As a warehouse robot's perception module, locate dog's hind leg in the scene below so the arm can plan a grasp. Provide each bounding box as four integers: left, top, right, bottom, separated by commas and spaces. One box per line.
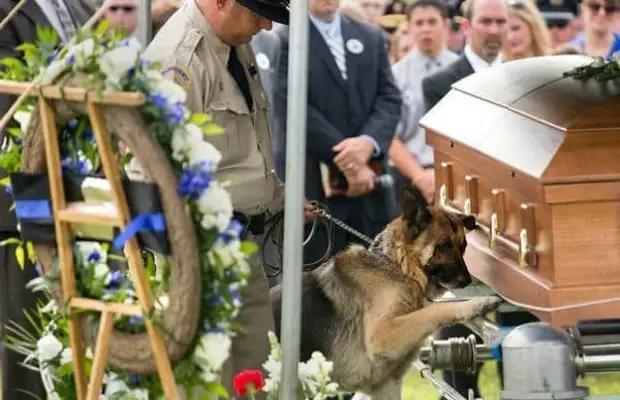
365, 296, 502, 361
367, 378, 402, 400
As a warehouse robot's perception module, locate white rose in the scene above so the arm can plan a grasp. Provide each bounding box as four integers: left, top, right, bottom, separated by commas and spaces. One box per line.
37, 334, 63, 362
196, 332, 232, 371
13, 110, 31, 132
187, 140, 222, 168
67, 38, 96, 67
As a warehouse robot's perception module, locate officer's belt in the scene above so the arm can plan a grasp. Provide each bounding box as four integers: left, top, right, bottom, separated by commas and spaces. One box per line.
233, 211, 267, 236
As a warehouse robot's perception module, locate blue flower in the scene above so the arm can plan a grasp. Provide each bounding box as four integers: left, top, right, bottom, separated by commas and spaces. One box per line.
67, 119, 78, 129
149, 92, 167, 109
178, 161, 212, 200
35, 263, 42, 276
4, 185, 11, 196
106, 270, 124, 289
128, 375, 141, 386
128, 315, 144, 325
87, 250, 101, 263
163, 100, 185, 127
66, 55, 75, 65
83, 126, 94, 142
219, 219, 244, 244
14, 136, 22, 145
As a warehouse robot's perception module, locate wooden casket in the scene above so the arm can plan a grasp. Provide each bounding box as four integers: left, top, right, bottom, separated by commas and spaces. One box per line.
419, 55, 620, 326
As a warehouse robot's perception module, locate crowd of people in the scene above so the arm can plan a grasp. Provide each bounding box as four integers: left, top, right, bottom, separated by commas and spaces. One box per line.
0, 0, 619, 398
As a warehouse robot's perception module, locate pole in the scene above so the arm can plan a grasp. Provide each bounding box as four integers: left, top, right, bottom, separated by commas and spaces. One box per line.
137, 0, 152, 49
279, 0, 309, 396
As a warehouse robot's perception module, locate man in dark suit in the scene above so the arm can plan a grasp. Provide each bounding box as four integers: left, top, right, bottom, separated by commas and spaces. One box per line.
420, 0, 539, 398
273, 0, 402, 267
0, 1, 97, 398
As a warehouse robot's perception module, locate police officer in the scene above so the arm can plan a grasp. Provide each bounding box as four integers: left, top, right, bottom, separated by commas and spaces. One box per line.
143, 0, 306, 398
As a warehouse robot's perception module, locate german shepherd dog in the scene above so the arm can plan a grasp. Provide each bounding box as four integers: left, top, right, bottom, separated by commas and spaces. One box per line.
270, 187, 502, 399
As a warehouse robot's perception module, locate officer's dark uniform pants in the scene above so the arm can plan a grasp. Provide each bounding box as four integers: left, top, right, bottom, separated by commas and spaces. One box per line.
0, 232, 46, 400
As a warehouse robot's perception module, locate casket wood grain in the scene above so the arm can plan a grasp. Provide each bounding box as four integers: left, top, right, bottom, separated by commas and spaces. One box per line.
420, 55, 620, 326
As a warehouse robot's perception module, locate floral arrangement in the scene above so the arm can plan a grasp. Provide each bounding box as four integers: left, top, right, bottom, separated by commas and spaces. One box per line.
0, 23, 253, 399
563, 52, 620, 81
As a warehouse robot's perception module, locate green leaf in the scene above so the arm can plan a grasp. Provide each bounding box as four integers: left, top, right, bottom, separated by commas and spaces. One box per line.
95, 19, 110, 36
0, 176, 10, 187
6, 127, 22, 137
0, 238, 20, 246
203, 381, 229, 398
239, 241, 258, 256
15, 245, 25, 269
26, 242, 36, 263
189, 113, 211, 125
202, 123, 224, 136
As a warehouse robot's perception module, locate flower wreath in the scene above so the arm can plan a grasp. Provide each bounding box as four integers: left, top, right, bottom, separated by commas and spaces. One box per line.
563, 52, 620, 81
0, 23, 253, 399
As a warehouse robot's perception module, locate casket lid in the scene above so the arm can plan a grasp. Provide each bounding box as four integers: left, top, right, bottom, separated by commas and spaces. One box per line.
420, 55, 620, 180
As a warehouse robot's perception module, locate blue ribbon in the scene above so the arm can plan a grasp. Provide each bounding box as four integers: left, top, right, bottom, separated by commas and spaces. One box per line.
112, 213, 166, 250
14, 200, 53, 221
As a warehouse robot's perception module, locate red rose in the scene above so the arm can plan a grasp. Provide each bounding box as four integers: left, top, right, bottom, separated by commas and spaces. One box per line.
233, 369, 265, 397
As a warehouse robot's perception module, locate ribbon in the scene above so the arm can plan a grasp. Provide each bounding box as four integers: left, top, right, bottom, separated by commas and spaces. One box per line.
14, 200, 53, 221
112, 213, 166, 250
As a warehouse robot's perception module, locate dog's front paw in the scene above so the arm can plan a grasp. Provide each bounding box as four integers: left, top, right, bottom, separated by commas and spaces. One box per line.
457, 296, 503, 320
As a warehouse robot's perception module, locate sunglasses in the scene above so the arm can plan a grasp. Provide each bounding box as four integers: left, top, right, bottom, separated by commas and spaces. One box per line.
585, 2, 617, 13
109, 5, 136, 12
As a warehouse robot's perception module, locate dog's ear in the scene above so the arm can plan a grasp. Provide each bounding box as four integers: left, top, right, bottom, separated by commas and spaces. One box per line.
460, 214, 477, 231
400, 186, 432, 240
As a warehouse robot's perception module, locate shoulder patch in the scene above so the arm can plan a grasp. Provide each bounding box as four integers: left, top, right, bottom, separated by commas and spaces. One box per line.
161, 28, 203, 92
161, 65, 193, 91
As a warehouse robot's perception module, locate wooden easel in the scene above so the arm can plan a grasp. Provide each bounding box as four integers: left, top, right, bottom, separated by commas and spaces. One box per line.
0, 81, 179, 400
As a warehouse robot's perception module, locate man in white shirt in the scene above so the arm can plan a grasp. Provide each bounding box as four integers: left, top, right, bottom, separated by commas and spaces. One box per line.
419, 0, 508, 397
389, 0, 458, 204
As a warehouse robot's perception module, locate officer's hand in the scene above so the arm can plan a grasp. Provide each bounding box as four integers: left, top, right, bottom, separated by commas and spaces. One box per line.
412, 169, 435, 204
344, 165, 375, 197
333, 137, 374, 172
304, 198, 317, 221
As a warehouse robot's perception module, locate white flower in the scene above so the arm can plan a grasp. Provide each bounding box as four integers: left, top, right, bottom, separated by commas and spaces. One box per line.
150, 78, 187, 104
187, 140, 222, 168
104, 379, 130, 396
13, 110, 31, 132
197, 183, 233, 232
129, 388, 149, 400
60, 348, 72, 364
37, 334, 63, 362
154, 295, 169, 311
75, 241, 107, 265
40, 300, 58, 314
94, 262, 111, 284
40, 59, 68, 84
67, 38, 96, 67
98, 45, 140, 89
195, 331, 232, 372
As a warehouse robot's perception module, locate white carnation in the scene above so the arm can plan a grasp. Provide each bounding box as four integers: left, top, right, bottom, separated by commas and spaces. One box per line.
67, 38, 96, 67
60, 348, 72, 364
37, 334, 63, 362
104, 379, 130, 396
150, 78, 186, 104
98, 45, 140, 89
197, 183, 233, 232
94, 262, 111, 284
75, 241, 107, 264
187, 140, 222, 169
195, 331, 232, 372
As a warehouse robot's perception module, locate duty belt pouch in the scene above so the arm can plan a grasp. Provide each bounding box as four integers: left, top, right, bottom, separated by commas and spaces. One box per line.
8, 171, 171, 255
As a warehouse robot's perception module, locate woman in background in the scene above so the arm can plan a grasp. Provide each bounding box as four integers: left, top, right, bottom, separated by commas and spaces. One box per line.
502, 0, 553, 60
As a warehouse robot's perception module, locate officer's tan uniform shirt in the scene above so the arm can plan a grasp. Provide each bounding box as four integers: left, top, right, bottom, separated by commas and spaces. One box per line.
143, 0, 284, 216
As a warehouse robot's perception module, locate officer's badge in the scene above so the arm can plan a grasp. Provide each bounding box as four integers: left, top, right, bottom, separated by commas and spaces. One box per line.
161, 65, 193, 91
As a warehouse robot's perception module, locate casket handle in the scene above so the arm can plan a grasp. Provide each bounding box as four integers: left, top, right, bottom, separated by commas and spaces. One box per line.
438, 162, 454, 207
489, 189, 506, 251
464, 175, 478, 215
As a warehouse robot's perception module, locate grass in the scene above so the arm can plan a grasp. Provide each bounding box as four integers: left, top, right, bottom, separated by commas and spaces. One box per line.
401, 361, 620, 399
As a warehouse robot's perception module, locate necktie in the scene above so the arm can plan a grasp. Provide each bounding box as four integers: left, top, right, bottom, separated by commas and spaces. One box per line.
425, 59, 441, 73
325, 24, 347, 80
48, 0, 77, 42
227, 47, 254, 113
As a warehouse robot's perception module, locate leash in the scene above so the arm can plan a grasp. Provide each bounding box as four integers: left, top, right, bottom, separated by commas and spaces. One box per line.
258, 201, 374, 277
